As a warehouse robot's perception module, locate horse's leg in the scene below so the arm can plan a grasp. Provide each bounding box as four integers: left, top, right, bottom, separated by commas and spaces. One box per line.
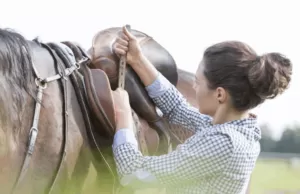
92, 159, 116, 193
66, 146, 92, 194
58, 41, 118, 194
88, 130, 119, 194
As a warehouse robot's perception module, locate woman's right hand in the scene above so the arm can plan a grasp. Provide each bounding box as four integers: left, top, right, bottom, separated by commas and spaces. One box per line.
113, 26, 143, 67
113, 25, 159, 86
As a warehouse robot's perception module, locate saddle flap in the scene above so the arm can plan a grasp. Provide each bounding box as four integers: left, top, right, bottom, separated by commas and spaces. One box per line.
83, 66, 116, 136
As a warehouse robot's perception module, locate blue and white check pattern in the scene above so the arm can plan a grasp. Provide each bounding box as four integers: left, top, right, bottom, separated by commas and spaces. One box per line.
113, 73, 261, 194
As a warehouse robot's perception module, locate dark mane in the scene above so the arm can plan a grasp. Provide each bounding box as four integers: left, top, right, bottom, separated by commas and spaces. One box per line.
0, 28, 36, 127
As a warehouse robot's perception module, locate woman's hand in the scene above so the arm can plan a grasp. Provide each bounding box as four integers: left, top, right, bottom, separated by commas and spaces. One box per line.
112, 88, 133, 131
112, 26, 159, 86
113, 25, 143, 67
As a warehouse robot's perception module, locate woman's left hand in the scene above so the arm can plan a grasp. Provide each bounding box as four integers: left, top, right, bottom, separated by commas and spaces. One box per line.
112, 88, 133, 131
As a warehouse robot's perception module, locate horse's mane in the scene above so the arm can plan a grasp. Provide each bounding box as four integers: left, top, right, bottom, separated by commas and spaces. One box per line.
0, 28, 36, 128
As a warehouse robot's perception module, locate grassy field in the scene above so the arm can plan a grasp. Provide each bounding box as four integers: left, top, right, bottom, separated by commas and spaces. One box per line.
250, 159, 300, 194
82, 159, 300, 194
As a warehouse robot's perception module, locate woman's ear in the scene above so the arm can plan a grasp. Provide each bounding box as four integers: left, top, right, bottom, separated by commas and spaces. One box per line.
216, 87, 227, 104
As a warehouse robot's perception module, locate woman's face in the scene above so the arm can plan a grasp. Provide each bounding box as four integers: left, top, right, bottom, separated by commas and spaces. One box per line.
193, 61, 219, 116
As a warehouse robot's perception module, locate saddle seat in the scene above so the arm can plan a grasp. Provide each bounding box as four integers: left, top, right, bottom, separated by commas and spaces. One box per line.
83, 66, 160, 155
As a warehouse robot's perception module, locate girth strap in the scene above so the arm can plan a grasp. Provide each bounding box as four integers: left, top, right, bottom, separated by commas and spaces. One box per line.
117, 25, 149, 156
52, 42, 117, 194
42, 42, 70, 194
117, 25, 131, 89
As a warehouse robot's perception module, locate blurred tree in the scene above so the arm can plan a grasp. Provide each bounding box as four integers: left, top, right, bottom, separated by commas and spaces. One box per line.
275, 125, 300, 153
259, 124, 277, 152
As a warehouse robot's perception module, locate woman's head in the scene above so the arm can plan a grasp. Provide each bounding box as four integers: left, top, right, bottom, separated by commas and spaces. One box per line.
194, 41, 292, 117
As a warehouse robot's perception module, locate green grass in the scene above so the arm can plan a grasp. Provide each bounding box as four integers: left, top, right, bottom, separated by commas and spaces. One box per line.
81, 159, 300, 194
250, 159, 300, 194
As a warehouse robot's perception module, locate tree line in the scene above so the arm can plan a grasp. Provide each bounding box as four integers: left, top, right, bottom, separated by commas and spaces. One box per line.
260, 124, 300, 153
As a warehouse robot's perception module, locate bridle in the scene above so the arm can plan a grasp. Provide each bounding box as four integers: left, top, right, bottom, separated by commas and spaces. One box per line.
10, 40, 116, 194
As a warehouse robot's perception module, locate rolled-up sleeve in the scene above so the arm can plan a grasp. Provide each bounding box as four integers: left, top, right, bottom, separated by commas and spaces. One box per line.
145, 73, 212, 133
113, 131, 234, 188
113, 128, 138, 150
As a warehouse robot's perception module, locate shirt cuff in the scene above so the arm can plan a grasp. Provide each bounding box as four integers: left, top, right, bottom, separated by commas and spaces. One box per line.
145, 73, 172, 98
113, 128, 138, 150
120, 169, 157, 186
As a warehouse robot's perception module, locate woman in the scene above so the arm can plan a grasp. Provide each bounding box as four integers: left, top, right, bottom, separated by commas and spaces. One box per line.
111, 26, 292, 194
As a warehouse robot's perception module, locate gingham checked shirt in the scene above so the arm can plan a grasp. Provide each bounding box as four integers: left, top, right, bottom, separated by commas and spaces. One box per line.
113, 73, 261, 194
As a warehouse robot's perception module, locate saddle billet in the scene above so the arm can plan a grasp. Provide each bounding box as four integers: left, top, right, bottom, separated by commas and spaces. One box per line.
47, 42, 118, 194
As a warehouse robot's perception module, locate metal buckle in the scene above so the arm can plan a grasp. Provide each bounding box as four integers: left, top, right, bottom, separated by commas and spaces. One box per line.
59, 71, 68, 80
75, 62, 81, 70
75, 57, 90, 70
28, 127, 38, 155
35, 78, 47, 89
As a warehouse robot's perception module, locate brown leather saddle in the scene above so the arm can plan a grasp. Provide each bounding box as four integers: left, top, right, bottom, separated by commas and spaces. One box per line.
59, 27, 195, 156
84, 27, 199, 154
86, 27, 181, 155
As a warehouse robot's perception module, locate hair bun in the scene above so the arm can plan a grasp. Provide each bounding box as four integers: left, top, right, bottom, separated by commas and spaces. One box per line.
248, 52, 292, 99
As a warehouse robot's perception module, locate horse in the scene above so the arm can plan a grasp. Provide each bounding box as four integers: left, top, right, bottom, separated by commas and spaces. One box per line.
0, 26, 198, 194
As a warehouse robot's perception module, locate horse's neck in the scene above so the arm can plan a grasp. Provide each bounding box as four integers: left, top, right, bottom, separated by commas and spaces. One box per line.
0, 77, 36, 193
1, 42, 88, 194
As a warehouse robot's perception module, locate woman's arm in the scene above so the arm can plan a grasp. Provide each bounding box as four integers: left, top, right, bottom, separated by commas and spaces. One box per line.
113, 129, 233, 189
113, 26, 212, 132
133, 55, 212, 132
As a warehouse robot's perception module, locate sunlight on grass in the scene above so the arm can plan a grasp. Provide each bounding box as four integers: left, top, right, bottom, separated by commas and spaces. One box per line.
81, 159, 300, 194
250, 159, 300, 194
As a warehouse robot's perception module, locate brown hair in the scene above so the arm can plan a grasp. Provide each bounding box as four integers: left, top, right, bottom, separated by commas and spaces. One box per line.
203, 41, 292, 111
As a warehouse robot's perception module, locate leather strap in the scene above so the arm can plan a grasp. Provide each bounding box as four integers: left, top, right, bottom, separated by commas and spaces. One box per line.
132, 110, 149, 155
118, 25, 131, 89
116, 25, 149, 155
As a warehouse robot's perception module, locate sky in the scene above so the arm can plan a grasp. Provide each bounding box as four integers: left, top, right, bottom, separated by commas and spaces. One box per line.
0, 0, 299, 139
